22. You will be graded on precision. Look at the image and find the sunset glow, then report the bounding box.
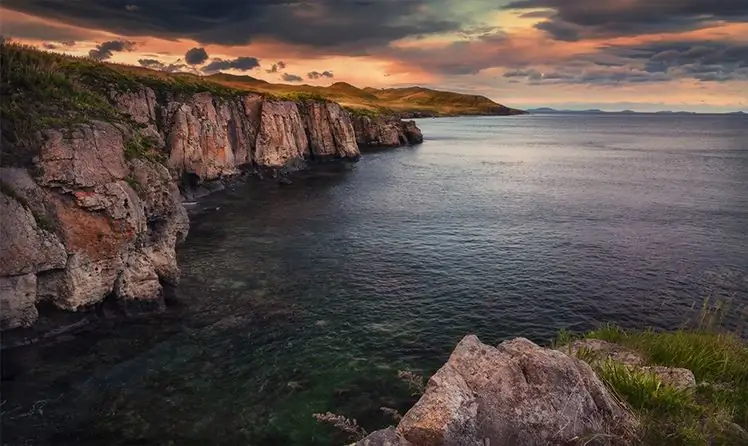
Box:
[2,0,747,112]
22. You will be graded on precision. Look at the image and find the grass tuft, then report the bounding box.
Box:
[123,133,166,165]
[344,106,383,119]
[312,411,368,441]
[561,301,748,446]
[273,91,328,102]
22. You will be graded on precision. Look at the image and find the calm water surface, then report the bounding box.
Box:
[3,114,748,445]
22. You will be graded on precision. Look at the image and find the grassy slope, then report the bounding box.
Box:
[558,323,748,445]
[210,74,525,116]
[0,40,245,166]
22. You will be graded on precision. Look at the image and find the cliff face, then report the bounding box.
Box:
[0,121,189,330]
[0,87,422,331]
[112,88,364,180]
[352,115,423,148]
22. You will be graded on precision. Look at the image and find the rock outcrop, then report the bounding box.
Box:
[557,339,697,390]
[1,85,422,331]
[0,120,189,330]
[360,335,638,446]
[352,115,423,148]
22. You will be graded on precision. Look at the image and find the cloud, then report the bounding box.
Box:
[282,73,303,82]
[604,41,748,82]
[138,58,186,73]
[500,40,748,86]
[2,0,487,53]
[88,40,135,60]
[307,70,334,79]
[185,47,209,65]
[138,58,163,68]
[0,15,92,42]
[42,40,76,50]
[505,0,748,40]
[265,61,287,73]
[201,56,260,73]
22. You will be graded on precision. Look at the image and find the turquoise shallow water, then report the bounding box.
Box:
[3,113,748,445]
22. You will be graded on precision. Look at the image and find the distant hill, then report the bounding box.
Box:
[527,108,604,114]
[527,108,740,115]
[206,74,525,116]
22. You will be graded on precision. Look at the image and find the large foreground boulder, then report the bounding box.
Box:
[361,335,639,446]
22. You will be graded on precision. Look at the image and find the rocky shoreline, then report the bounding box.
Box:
[0,86,423,339]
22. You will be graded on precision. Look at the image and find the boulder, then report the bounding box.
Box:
[640,366,696,390]
[560,339,696,390]
[354,428,412,446]
[557,339,644,366]
[397,335,638,445]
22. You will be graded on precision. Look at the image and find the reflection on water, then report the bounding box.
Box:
[3,114,748,445]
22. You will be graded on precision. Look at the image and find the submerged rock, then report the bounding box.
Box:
[358,335,639,446]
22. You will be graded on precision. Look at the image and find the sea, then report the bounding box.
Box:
[2,113,747,445]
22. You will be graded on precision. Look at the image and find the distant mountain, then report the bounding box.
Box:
[655,111,696,115]
[528,108,738,115]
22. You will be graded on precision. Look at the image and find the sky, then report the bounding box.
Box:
[2,0,747,112]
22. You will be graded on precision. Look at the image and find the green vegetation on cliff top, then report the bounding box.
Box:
[1,40,523,141]
[211,75,526,116]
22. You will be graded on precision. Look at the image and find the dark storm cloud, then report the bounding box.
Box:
[604,41,748,82]
[307,70,334,79]
[201,56,260,73]
[185,47,209,65]
[505,0,748,40]
[89,40,135,60]
[504,40,748,86]
[0,20,90,42]
[282,73,303,82]
[3,0,464,52]
[265,61,287,73]
[503,66,670,85]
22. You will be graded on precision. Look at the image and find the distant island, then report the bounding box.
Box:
[527,108,745,115]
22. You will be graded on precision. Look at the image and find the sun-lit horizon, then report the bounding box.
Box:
[1,1,747,112]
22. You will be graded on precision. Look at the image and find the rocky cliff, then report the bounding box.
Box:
[352,115,423,148]
[0,83,422,332]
